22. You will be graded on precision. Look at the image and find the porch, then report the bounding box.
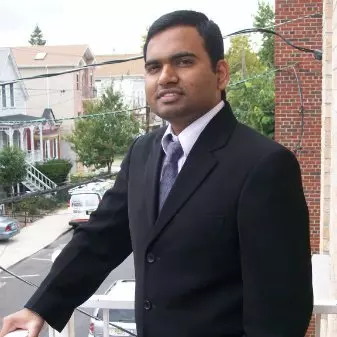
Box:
[0,113,60,164]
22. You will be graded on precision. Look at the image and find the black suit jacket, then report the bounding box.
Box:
[26,102,313,337]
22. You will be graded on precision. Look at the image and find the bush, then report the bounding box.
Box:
[12,195,61,216]
[70,173,95,184]
[36,159,72,185]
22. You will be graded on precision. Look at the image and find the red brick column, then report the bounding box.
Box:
[274,1,322,336]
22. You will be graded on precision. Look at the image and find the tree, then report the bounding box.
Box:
[226,36,275,138]
[68,87,143,173]
[29,25,46,46]
[140,28,149,51]
[0,147,27,196]
[253,0,275,67]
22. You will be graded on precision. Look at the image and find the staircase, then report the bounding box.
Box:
[22,161,57,192]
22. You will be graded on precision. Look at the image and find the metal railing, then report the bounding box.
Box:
[4,302,334,337]
[24,162,57,191]
[25,150,43,164]
[47,293,135,337]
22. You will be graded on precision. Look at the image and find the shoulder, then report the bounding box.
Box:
[133,127,167,148]
[225,122,300,176]
[127,127,166,161]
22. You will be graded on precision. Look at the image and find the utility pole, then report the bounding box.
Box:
[145,103,150,134]
[241,50,247,78]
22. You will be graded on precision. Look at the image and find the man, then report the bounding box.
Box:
[0,10,312,337]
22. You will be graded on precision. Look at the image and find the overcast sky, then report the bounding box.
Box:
[0,0,274,55]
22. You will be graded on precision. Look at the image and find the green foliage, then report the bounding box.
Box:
[0,147,27,192]
[253,0,275,67]
[226,36,275,138]
[68,86,143,173]
[13,196,60,216]
[35,159,72,184]
[28,25,46,46]
[70,173,96,184]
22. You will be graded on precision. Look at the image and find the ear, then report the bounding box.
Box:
[216,59,230,91]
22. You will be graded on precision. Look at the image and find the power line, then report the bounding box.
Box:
[228,63,297,88]
[224,28,322,60]
[270,12,322,29]
[0,55,143,86]
[1,26,323,87]
[0,106,147,125]
[0,264,137,336]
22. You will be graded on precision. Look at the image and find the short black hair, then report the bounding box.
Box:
[144,10,224,71]
[143,10,226,100]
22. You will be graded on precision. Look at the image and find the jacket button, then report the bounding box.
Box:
[146,253,155,263]
[144,300,152,311]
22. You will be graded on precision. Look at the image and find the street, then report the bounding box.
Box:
[0,230,135,337]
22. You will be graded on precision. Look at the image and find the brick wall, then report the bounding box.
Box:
[274,1,323,336]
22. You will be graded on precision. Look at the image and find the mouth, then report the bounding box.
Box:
[157,89,183,104]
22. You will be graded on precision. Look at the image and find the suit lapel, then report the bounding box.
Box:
[144,128,165,226]
[146,102,238,245]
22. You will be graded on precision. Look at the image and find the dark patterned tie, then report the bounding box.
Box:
[159,135,184,211]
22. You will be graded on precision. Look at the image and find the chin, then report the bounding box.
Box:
[155,104,188,121]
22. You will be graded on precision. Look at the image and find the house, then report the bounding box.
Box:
[0,48,28,116]
[0,47,61,193]
[11,45,96,173]
[95,54,162,129]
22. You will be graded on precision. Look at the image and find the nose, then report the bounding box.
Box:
[158,64,178,86]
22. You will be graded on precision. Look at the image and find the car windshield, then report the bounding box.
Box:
[97,309,135,322]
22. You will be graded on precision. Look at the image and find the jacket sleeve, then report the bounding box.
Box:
[25,138,139,332]
[238,148,313,337]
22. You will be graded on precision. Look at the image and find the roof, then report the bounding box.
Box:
[42,108,56,121]
[95,54,145,78]
[11,45,95,68]
[0,48,9,73]
[0,48,28,98]
[0,114,41,122]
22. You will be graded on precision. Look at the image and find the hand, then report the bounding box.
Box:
[0,309,44,337]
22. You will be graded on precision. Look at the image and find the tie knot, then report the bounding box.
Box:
[166,136,183,160]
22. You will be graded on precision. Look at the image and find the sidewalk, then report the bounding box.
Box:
[0,208,72,269]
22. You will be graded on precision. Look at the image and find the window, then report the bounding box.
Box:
[1,85,6,108]
[34,52,47,60]
[97,309,135,323]
[10,84,14,107]
[76,74,80,90]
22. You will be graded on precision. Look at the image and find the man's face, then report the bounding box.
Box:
[144,26,229,126]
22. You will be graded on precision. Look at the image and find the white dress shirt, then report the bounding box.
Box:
[161,100,225,176]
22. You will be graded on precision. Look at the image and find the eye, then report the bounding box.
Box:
[176,58,194,66]
[146,64,161,74]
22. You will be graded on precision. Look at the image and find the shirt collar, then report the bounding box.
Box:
[161,100,225,156]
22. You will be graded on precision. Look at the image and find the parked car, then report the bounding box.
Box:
[0,216,20,240]
[88,279,136,337]
[68,181,114,228]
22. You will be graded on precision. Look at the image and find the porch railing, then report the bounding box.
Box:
[24,162,57,191]
[25,150,43,164]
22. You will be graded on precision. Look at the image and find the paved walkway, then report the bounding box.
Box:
[0,208,72,269]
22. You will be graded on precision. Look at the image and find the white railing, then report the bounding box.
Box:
[25,162,57,191]
[314,301,337,337]
[25,150,43,164]
[4,302,333,337]
[47,297,135,337]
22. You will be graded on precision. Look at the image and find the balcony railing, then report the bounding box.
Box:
[4,302,336,337]
[4,254,337,337]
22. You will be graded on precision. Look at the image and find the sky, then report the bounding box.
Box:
[0,0,274,55]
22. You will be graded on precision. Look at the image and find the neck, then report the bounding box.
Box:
[169,100,223,135]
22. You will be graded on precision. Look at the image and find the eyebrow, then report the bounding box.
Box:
[145,52,197,68]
